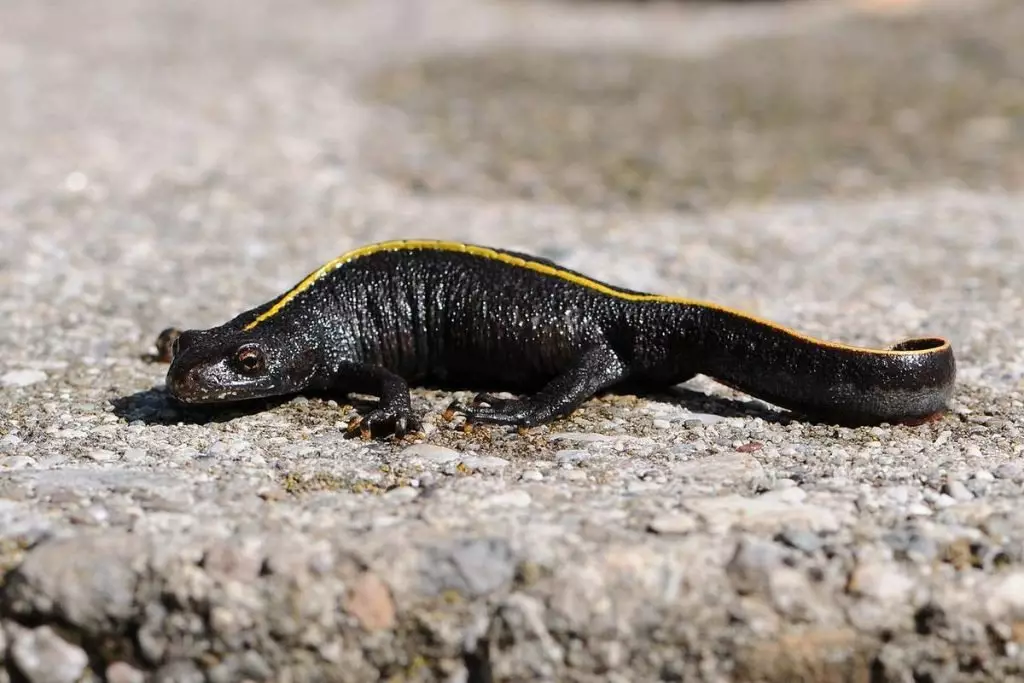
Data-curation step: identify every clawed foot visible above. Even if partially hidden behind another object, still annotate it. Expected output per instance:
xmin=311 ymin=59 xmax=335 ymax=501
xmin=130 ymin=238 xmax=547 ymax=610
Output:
xmin=346 ymin=407 xmax=423 ymax=440
xmin=443 ymin=392 xmax=534 ymax=428
xmin=344 ymin=392 xmax=540 ymax=439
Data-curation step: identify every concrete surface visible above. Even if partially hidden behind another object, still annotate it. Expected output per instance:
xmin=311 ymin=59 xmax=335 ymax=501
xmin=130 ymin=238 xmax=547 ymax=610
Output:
xmin=1 ymin=0 xmax=1023 ymax=681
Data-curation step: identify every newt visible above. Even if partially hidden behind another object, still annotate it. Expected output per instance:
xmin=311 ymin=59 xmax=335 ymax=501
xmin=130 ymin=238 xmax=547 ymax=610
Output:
xmin=156 ymin=239 xmax=955 ymax=438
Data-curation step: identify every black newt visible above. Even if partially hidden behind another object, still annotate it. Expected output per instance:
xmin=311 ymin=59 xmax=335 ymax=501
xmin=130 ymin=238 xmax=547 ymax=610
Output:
xmin=158 ymin=239 xmax=955 ymax=438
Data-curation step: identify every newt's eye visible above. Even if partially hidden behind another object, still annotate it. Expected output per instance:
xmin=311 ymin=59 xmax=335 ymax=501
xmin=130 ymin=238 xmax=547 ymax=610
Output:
xmin=235 ymin=346 xmax=265 ymax=374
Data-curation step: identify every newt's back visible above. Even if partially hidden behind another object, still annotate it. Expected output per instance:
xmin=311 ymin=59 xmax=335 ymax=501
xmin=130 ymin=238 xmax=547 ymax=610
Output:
xmin=308 ymin=245 xmax=642 ymax=389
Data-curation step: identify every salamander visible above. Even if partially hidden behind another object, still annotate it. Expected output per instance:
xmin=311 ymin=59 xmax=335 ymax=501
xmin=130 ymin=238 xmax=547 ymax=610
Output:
xmin=158 ymin=239 xmax=956 ymax=438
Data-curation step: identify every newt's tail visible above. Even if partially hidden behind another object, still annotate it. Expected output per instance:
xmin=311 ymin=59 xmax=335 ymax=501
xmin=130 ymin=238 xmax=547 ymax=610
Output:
xmin=694 ymin=308 xmax=955 ymax=425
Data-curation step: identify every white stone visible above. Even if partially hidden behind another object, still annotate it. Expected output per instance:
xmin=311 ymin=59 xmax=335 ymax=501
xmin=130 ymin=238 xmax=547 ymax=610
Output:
xmin=1 ymin=369 xmax=47 ymax=387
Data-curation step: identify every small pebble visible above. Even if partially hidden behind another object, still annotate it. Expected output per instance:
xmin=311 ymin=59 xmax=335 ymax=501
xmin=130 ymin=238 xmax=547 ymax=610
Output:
xmin=905 ymin=535 xmax=940 ymax=563
xmin=683 ymin=412 xmax=726 ymax=426
xmin=887 ymin=486 xmax=910 ymax=505
xmin=966 ymin=478 xmax=989 ymax=497
xmin=2 ymin=455 xmax=39 ymax=470
xmin=122 ymin=448 xmax=148 ymax=463
xmin=648 ymin=513 xmax=698 ymax=535
xmin=759 ymin=487 xmax=806 ymax=504
xmin=856 ymin=493 xmax=879 ymax=512
xmin=519 ymin=470 xmax=543 ymax=482
xmin=257 ymin=487 xmax=287 ymax=502
xmin=555 ymin=449 xmax=590 ymax=466
xmin=77 ymin=505 xmax=110 ymax=525
xmin=35 ymin=454 xmax=68 ymax=468
xmin=907 ymin=503 xmax=933 ymax=516
xmin=847 ymin=562 xmax=913 ymax=602
xmin=943 ymin=480 xmax=974 ymax=502
xmin=401 ymin=444 xmax=460 ymax=464
xmin=776 ymin=528 xmax=822 ymax=554
xmin=86 ymin=448 xmax=118 ymax=463
xmin=994 ymin=462 xmax=1024 ymax=482
xmin=384 ymin=486 xmax=419 ymax=502
xmin=106 ymin=662 xmax=146 ymax=683
xmin=883 ymin=529 xmax=940 ymax=563
xmin=1 ymin=369 xmax=47 ymax=387
xmin=202 ymin=441 xmax=232 ymax=458
xmin=727 ymin=538 xmax=783 ymax=594
xmin=460 ymin=454 xmax=509 ymax=473
xmin=11 ymin=626 xmax=89 ymax=683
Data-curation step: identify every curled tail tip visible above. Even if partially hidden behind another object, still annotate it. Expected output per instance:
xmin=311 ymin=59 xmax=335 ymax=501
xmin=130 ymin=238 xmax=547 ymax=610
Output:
xmin=888 ymin=336 xmax=951 ymax=353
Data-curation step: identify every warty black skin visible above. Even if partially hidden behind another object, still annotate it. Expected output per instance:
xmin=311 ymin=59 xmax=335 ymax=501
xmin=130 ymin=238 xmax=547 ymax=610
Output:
xmin=162 ymin=240 xmax=956 ymax=438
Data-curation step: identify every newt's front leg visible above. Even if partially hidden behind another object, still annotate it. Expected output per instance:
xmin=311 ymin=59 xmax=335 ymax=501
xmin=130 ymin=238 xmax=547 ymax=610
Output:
xmin=331 ymin=362 xmax=423 ymax=439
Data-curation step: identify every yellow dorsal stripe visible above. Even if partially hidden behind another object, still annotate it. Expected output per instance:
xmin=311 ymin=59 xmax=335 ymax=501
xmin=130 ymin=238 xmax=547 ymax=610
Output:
xmin=241 ymin=239 xmax=950 ymax=357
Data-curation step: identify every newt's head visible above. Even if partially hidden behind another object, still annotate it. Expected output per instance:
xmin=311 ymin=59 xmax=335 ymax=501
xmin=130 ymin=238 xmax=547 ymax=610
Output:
xmin=164 ymin=326 xmax=317 ymax=404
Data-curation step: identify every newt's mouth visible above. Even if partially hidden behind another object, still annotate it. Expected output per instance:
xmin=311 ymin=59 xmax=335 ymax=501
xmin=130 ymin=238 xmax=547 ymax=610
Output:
xmin=165 ymin=360 xmax=316 ymax=405
xmin=165 ymin=366 xmax=242 ymax=404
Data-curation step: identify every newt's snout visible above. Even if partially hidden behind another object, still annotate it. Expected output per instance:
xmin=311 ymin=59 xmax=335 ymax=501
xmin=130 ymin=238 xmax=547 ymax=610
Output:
xmin=165 ymin=364 xmax=204 ymax=403
xmin=166 ymin=359 xmax=263 ymax=404
xmin=163 ymin=330 xmax=240 ymax=403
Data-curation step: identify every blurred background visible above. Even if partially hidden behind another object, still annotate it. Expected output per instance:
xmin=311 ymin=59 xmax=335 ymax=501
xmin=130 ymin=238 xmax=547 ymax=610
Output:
xmin=2 ymin=0 xmax=1019 ymax=222
xmin=360 ymin=0 xmax=1021 ymax=213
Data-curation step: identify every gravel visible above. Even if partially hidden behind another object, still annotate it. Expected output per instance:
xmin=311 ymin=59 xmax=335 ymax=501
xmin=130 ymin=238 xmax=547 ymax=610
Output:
xmin=1 ymin=0 xmax=1023 ymax=680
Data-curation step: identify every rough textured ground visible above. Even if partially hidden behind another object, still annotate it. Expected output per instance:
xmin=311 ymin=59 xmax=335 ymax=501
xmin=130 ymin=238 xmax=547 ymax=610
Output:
xmin=1 ymin=0 xmax=1023 ymax=681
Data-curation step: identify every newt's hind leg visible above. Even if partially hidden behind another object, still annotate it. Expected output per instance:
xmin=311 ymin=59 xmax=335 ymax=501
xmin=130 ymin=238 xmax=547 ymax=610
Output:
xmin=444 ymin=345 xmax=628 ymax=428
